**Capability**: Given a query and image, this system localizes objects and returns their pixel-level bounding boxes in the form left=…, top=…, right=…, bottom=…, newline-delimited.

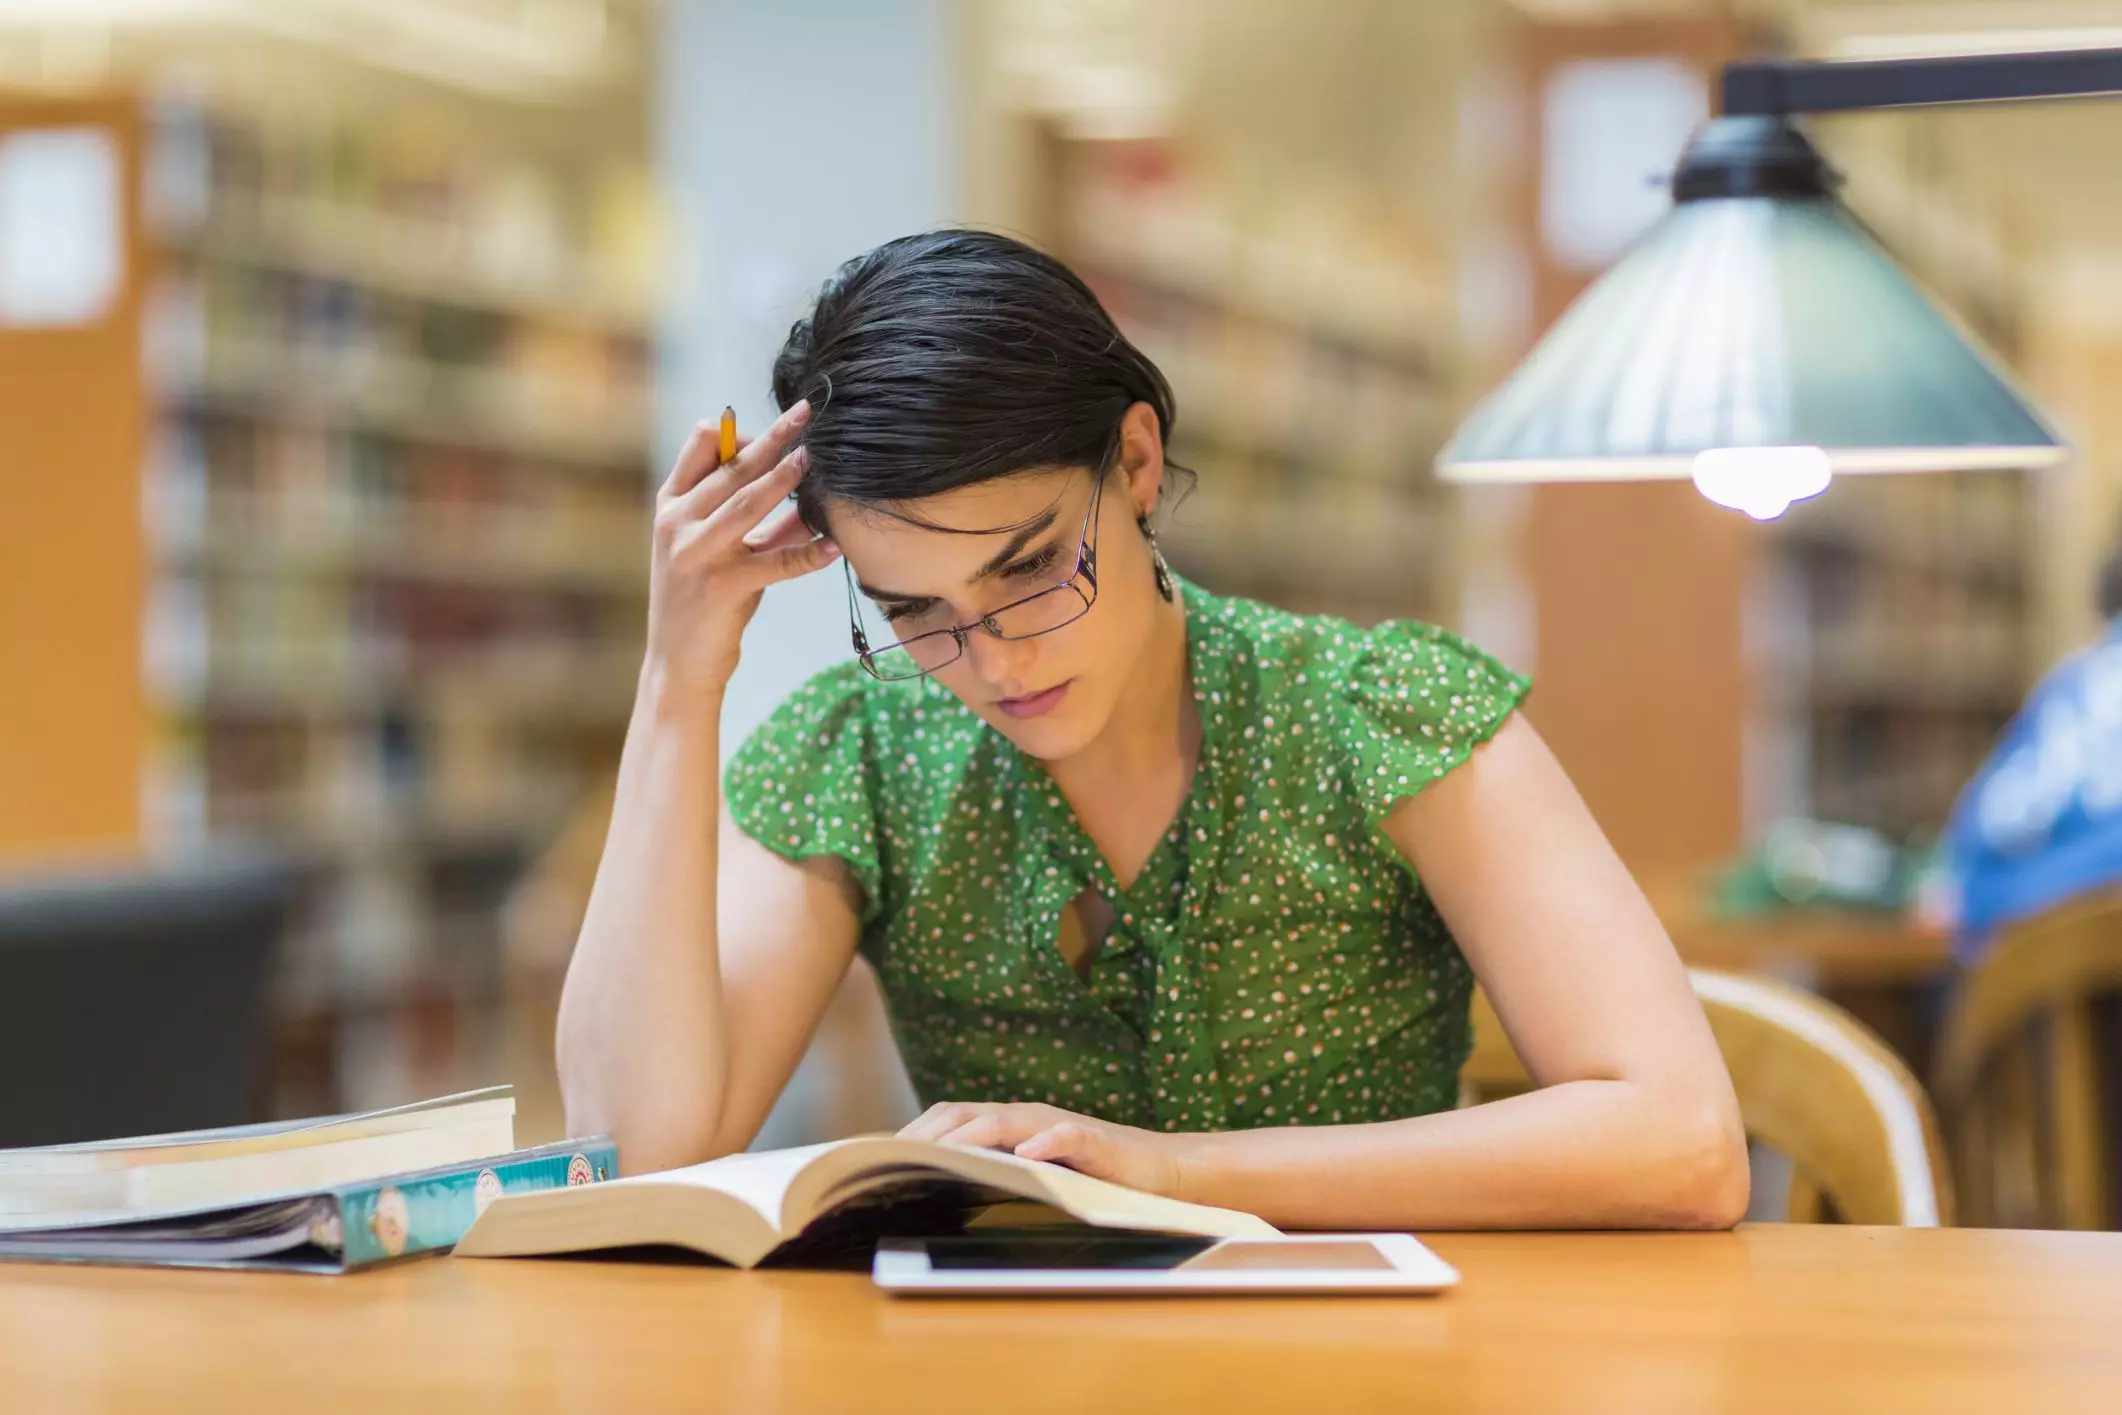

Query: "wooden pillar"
left=0, top=94, right=145, bottom=862
left=1505, top=16, right=1753, bottom=886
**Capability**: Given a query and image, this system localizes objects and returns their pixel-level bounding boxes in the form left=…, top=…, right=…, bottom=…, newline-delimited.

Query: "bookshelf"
left=1755, top=117, right=2044, bottom=847
left=1053, top=138, right=1460, bottom=628
left=0, top=93, right=148, bottom=863
left=1766, top=467, right=2036, bottom=842
left=134, top=95, right=657, bottom=1113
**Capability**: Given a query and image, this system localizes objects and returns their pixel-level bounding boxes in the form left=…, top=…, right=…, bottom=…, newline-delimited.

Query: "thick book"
left=456, top=1135, right=1279, bottom=1269
left=0, top=1087, right=518, bottom=1219
left=0, top=1138, right=618, bottom=1272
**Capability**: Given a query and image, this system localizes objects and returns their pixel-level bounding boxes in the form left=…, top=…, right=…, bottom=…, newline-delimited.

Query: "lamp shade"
left=1438, top=117, right=2068, bottom=484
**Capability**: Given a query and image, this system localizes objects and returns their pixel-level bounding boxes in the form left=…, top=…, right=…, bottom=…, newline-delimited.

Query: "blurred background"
left=4, top=0, right=2121, bottom=1229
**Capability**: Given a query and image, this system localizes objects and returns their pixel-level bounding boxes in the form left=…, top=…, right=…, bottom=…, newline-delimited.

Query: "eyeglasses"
left=846, top=471, right=1105, bottom=682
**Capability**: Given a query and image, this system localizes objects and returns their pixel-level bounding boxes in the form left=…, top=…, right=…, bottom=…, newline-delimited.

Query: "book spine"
left=332, top=1142, right=620, bottom=1269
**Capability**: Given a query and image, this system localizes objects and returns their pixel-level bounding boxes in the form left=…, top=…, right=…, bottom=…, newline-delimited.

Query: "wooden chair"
left=1463, top=969, right=1952, bottom=1226
left=1935, top=889, right=2122, bottom=1231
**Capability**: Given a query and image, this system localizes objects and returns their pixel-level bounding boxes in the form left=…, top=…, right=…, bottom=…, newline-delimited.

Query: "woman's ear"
left=1117, top=401, right=1166, bottom=519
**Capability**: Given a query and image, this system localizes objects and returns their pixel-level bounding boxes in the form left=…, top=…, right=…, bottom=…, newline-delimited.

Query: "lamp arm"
left=1723, top=46, right=2122, bottom=117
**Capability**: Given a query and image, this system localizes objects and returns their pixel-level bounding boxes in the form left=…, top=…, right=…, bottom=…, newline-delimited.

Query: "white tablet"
left=872, top=1231, right=1459, bottom=1297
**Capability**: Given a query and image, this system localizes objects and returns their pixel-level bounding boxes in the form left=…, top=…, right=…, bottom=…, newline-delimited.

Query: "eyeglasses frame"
left=844, top=460, right=1111, bottom=683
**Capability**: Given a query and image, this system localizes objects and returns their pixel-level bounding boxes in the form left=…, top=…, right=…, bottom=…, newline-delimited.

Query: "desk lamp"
left=1437, top=47, right=2122, bottom=517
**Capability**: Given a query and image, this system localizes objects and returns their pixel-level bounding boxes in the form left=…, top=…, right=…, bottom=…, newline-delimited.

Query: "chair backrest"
left=1934, top=889, right=2122, bottom=1229
left=0, top=853, right=295, bottom=1147
left=1465, top=969, right=1952, bottom=1226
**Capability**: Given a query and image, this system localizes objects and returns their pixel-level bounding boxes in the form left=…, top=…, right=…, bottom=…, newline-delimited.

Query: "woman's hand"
left=899, top=1101, right=1190, bottom=1198
left=645, top=399, right=839, bottom=700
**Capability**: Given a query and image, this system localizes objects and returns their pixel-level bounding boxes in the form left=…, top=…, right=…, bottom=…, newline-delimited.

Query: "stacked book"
left=0, top=1087, right=613, bottom=1273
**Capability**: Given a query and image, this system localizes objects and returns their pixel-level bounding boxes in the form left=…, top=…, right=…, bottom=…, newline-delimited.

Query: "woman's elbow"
left=559, top=1080, right=724, bottom=1176
left=1656, top=1093, right=1751, bottom=1230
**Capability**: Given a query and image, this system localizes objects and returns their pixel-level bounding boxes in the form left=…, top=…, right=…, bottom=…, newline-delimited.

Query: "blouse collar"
left=1007, top=577, right=1232, bottom=910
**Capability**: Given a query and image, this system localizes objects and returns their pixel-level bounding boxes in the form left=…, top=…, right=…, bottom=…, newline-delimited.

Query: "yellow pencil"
left=718, top=405, right=737, bottom=465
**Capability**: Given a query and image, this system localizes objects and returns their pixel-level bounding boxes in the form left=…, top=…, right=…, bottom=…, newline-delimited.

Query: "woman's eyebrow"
left=855, top=579, right=926, bottom=605
left=969, top=508, right=1061, bottom=580
left=856, top=507, right=1063, bottom=604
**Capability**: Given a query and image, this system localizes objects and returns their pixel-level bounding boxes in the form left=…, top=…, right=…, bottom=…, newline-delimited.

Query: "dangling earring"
left=1138, top=514, right=1175, bottom=603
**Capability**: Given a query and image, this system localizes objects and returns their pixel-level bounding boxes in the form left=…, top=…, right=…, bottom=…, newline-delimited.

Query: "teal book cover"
left=333, top=1140, right=620, bottom=1270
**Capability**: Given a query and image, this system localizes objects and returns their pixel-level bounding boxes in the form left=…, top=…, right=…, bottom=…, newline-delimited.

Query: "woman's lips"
left=996, top=680, right=1072, bottom=720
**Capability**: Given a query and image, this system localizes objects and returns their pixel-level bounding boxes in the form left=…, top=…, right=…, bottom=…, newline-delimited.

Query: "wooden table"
left=1640, top=868, right=1954, bottom=988
left=1651, top=888, right=1957, bottom=1065
left=1667, top=909, right=1953, bottom=986
left=4, top=1226, right=2118, bottom=1412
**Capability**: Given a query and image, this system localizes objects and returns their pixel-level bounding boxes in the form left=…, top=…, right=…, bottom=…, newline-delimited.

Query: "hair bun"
left=772, top=311, right=819, bottom=413
left=769, top=228, right=1185, bottom=533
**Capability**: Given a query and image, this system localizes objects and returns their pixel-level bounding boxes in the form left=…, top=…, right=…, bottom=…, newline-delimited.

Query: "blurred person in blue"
left=1942, top=536, right=2122, bottom=960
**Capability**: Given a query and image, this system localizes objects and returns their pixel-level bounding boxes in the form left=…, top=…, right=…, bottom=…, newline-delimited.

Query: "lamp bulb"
left=1691, top=446, right=1833, bottom=521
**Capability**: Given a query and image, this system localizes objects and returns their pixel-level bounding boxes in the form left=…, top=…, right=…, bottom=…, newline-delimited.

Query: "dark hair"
left=773, top=229, right=1185, bottom=533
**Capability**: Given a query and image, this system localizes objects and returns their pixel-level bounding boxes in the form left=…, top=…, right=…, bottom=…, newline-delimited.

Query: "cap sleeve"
left=1330, top=620, right=1532, bottom=831
left=723, top=661, right=884, bottom=925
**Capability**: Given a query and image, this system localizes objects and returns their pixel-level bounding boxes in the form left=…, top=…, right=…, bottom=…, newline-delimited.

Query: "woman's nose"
left=961, top=624, right=1038, bottom=685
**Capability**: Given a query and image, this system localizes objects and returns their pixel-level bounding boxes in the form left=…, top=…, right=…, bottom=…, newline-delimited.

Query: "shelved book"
left=457, top=1136, right=1277, bottom=1270
left=0, top=1086, right=617, bottom=1272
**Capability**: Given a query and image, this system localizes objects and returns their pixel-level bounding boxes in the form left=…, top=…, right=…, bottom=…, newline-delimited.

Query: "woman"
left=557, top=230, right=1748, bottom=1230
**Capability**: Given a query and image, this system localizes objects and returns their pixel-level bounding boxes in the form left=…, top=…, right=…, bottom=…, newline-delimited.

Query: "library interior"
left=5, top=1, right=2122, bottom=1409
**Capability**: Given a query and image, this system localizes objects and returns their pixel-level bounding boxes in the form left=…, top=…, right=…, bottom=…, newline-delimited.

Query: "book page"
left=610, top=1141, right=850, bottom=1233
left=0, top=1088, right=516, bottom=1175
left=784, top=1137, right=1280, bottom=1241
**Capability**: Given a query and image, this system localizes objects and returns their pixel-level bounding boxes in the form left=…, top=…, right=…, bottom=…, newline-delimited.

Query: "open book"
left=0, top=1087, right=517, bottom=1221
left=456, top=1135, right=1279, bottom=1269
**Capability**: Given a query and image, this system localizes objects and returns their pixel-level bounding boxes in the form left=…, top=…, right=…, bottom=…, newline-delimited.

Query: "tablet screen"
left=926, top=1233, right=1216, bottom=1270
left=921, top=1233, right=1395, bottom=1272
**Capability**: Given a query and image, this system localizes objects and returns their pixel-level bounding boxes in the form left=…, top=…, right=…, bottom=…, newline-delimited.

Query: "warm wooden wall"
left=1506, top=16, right=1754, bottom=887
left=0, top=93, right=145, bottom=861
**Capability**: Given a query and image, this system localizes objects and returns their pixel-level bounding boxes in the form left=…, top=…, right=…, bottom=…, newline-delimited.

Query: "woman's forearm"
left=554, top=666, right=732, bottom=1172
left=1173, top=1080, right=1750, bottom=1231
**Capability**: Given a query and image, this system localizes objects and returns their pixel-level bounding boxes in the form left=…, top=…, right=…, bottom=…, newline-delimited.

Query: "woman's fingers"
left=741, top=499, right=811, bottom=552
left=756, top=533, right=841, bottom=586
left=1013, top=1123, right=1098, bottom=1170
left=664, top=398, right=809, bottom=513
left=741, top=499, right=840, bottom=583
left=659, top=418, right=720, bottom=500
left=696, top=445, right=810, bottom=544
left=661, top=422, right=751, bottom=500
left=899, top=1102, right=979, bottom=1145
left=921, top=1104, right=1063, bottom=1153
left=937, top=1114, right=1023, bottom=1152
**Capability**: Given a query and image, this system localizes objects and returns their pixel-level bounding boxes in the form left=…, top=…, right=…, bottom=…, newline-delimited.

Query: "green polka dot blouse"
left=723, top=577, right=1532, bottom=1133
